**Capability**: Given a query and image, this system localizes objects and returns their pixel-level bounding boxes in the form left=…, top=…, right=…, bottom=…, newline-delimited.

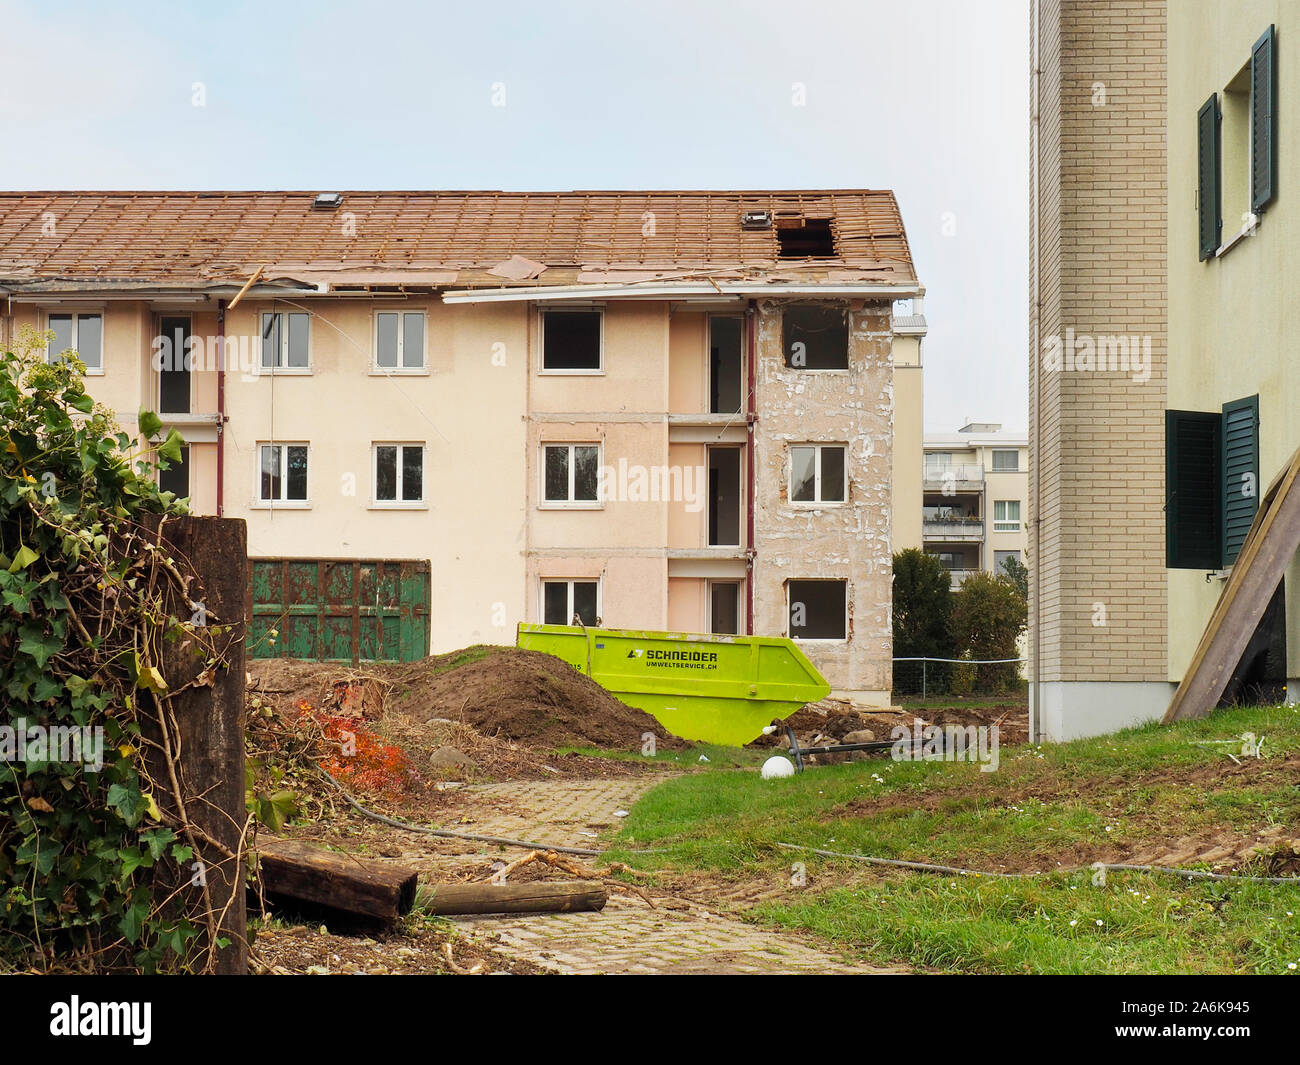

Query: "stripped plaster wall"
left=751, top=300, right=895, bottom=699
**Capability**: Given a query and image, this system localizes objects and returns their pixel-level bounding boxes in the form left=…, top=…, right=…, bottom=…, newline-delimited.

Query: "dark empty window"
left=542, top=310, right=602, bottom=371
left=375, top=444, right=424, bottom=504
left=259, top=443, right=309, bottom=503
left=710, top=581, right=741, bottom=635
left=783, top=305, right=848, bottom=369
left=788, top=579, right=847, bottom=641
left=708, top=447, right=742, bottom=546
left=709, top=317, right=743, bottom=414
left=158, top=316, right=191, bottom=413
left=543, top=444, right=600, bottom=503
left=543, top=579, right=599, bottom=626
left=776, top=218, right=836, bottom=258
left=159, top=444, right=189, bottom=499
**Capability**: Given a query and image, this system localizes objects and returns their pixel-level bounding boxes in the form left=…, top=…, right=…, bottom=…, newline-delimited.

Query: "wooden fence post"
left=142, top=515, right=248, bottom=974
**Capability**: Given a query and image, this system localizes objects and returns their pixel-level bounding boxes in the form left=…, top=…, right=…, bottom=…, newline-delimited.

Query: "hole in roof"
left=776, top=218, right=836, bottom=259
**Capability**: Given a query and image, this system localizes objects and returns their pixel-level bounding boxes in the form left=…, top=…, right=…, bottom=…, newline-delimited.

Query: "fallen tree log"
left=256, top=840, right=418, bottom=921
left=423, top=880, right=607, bottom=916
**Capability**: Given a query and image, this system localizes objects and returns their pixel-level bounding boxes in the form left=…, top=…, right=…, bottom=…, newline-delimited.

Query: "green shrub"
left=950, top=571, right=1026, bottom=692
left=0, top=327, right=226, bottom=972
left=892, top=549, right=957, bottom=694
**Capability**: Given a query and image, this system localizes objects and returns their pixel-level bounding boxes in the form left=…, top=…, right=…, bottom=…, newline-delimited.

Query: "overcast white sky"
left=1, top=0, right=1029, bottom=432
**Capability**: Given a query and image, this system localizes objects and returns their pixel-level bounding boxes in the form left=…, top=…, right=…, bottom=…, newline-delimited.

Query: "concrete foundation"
left=1032, top=681, right=1176, bottom=742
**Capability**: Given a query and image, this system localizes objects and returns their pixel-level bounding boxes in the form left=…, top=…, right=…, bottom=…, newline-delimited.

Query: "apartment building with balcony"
left=0, top=189, right=920, bottom=703
left=921, top=422, right=1028, bottom=585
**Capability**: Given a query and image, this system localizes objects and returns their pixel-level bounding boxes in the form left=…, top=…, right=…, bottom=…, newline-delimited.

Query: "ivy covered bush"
left=0, top=326, right=226, bottom=972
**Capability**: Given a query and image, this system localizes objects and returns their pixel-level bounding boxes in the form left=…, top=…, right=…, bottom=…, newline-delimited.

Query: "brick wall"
left=1030, top=0, right=1168, bottom=684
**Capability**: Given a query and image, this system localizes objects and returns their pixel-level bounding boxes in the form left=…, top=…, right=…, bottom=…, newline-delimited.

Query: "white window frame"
left=372, top=310, right=427, bottom=373
left=539, top=307, right=605, bottom=375
left=990, top=449, right=1020, bottom=472
left=46, top=310, right=105, bottom=374
left=540, top=442, right=603, bottom=509
left=993, top=499, right=1021, bottom=532
left=788, top=444, right=848, bottom=506
left=785, top=579, right=849, bottom=643
left=255, top=442, right=311, bottom=508
left=259, top=311, right=312, bottom=373
left=540, top=578, right=601, bottom=627
left=371, top=442, right=426, bottom=508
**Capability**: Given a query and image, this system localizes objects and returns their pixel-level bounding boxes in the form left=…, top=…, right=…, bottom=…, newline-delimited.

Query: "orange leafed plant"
left=296, top=699, right=420, bottom=800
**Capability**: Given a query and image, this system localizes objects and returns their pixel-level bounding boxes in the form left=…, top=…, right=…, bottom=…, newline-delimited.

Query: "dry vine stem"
left=488, top=849, right=657, bottom=908
left=443, top=941, right=484, bottom=975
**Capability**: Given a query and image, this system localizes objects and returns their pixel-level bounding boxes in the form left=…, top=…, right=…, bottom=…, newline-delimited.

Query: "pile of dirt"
left=249, top=645, right=685, bottom=754
left=383, top=647, right=685, bottom=751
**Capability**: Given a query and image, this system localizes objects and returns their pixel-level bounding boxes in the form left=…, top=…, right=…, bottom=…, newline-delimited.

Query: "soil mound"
left=383, top=646, right=685, bottom=750
left=250, top=645, right=685, bottom=752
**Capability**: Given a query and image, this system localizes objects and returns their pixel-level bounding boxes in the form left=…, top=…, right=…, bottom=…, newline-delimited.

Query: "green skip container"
left=516, top=623, right=831, bottom=746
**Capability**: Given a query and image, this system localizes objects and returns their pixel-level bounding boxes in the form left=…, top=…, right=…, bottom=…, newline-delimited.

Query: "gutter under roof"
left=0, top=279, right=923, bottom=304
left=441, top=281, right=922, bottom=304
left=0, top=282, right=333, bottom=301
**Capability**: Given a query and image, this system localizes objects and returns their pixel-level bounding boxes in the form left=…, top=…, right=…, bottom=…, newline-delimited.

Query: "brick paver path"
left=439, top=775, right=900, bottom=974
left=293, top=773, right=901, bottom=973
left=453, top=896, right=886, bottom=974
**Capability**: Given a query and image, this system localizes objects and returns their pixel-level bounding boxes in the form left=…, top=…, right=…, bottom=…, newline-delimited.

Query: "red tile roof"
left=0, top=190, right=915, bottom=289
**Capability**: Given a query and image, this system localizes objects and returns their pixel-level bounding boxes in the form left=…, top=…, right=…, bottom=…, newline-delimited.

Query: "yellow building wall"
left=668, top=311, right=707, bottom=413
left=891, top=333, right=924, bottom=552
left=666, top=577, right=707, bottom=632
left=1168, top=1, right=1300, bottom=680
left=981, top=445, right=1029, bottom=568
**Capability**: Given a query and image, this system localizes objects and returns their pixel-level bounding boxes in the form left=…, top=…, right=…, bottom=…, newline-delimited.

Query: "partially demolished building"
left=0, top=190, right=922, bottom=702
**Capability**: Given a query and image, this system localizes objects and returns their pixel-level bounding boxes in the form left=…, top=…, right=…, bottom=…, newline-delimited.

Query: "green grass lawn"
left=604, top=704, right=1300, bottom=974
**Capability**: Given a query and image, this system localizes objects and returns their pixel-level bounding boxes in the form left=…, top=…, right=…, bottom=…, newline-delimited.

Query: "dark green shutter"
left=1221, top=395, right=1260, bottom=566
left=1166, top=410, right=1221, bottom=569
left=1198, top=94, right=1222, bottom=260
left=1251, top=25, right=1278, bottom=214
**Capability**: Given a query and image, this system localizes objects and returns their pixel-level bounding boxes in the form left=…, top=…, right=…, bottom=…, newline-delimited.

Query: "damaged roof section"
left=0, top=189, right=915, bottom=292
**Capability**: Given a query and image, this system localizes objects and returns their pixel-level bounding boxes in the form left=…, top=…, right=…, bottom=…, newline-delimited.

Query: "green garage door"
left=247, top=558, right=430, bottom=663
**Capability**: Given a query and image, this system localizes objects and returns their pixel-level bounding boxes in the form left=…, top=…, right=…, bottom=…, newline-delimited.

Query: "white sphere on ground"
left=761, top=755, right=796, bottom=779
